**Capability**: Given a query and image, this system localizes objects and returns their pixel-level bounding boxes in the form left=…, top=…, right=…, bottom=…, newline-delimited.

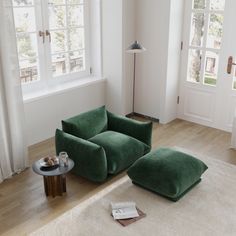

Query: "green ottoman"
left=127, top=148, right=208, bottom=201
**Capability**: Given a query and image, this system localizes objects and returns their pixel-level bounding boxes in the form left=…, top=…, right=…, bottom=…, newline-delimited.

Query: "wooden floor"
left=1, top=119, right=236, bottom=235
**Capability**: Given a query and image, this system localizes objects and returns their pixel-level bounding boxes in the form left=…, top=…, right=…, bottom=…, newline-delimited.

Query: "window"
left=12, top=0, right=90, bottom=88
left=187, top=0, right=225, bottom=86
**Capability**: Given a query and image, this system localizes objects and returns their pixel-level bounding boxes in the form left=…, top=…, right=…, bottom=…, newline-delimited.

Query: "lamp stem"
left=132, top=53, right=136, bottom=114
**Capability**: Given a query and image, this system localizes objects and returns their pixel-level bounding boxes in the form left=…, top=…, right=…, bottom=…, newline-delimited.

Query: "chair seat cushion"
left=127, top=148, right=208, bottom=201
left=89, top=131, right=149, bottom=174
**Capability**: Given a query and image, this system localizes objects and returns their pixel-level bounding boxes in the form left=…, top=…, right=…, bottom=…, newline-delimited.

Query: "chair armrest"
left=55, top=129, right=107, bottom=182
left=107, top=112, right=153, bottom=147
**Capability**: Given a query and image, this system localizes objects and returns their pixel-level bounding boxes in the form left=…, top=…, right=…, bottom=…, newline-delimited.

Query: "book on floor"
left=116, top=208, right=146, bottom=227
left=110, top=202, right=146, bottom=227
left=111, top=202, right=139, bottom=220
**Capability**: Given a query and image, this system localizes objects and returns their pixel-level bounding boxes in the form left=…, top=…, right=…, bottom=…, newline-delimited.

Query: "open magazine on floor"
left=111, top=202, right=139, bottom=220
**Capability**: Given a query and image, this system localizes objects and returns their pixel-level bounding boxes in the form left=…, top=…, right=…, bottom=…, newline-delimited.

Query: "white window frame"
left=12, top=0, right=91, bottom=95
left=183, top=0, right=225, bottom=87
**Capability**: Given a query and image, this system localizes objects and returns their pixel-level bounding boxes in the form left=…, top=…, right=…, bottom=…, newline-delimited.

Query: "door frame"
left=177, top=0, right=232, bottom=131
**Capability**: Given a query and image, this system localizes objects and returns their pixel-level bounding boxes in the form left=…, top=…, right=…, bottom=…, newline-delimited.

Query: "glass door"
left=178, top=0, right=236, bottom=131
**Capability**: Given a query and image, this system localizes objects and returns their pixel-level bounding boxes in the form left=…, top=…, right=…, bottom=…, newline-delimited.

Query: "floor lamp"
left=126, top=41, right=146, bottom=115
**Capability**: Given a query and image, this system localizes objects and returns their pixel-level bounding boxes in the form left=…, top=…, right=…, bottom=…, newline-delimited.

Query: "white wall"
left=160, top=0, right=184, bottom=123
left=123, top=0, right=135, bottom=115
left=135, top=0, right=184, bottom=122
left=135, top=0, right=171, bottom=119
left=89, top=0, right=102, bottom=77
left=24, top=80, right=106, bottom=146
left=102, top=0, right=135, bottom=115
left=102, top=0, right=124, bottom=115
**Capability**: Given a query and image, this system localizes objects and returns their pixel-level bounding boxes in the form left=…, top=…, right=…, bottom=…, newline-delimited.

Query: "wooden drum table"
left=32, top=159, right=74, bottom=198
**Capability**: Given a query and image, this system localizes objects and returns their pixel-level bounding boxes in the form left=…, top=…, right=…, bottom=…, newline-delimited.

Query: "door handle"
left=227, top=56, right=236, bottom=74
left=39, top=30, right=45, bottom=43
left=46, top=30, right=51, bottom=43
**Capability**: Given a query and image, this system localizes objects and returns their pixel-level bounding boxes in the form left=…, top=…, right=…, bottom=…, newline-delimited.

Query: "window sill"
left=23, top=76, right=106, bottom=104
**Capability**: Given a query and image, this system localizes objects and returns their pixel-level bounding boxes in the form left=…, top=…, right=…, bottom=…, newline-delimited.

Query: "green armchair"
left=55, top=106, right=152, bottom=182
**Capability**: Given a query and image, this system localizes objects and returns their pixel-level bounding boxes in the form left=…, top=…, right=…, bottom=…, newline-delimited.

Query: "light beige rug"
left=30, top=152, right=236, bottom=236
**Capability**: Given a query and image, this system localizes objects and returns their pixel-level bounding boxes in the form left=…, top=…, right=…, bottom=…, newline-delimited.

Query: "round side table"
left=32, top=159, right=74, bottom=198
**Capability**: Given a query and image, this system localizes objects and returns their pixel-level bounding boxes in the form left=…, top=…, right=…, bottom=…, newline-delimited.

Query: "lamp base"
left=126, top=112, right=159, bottom=123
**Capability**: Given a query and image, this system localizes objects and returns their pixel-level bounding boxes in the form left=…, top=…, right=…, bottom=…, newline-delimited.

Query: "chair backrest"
left=62, top=106, right=108, bottom=140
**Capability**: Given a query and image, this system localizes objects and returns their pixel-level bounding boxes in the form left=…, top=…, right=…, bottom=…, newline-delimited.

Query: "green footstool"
left=127, top=148, right=208, bottom=201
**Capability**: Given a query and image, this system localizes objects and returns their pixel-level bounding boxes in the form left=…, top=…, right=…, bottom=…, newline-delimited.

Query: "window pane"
left=207, top=14, right=223, bottom=49
left=48, top=0, right=65, bottom=4
left=190, top=13, right=205, bottom=47
left=193, top=0, right=206, bottom=9
left=210, top=0, right=225, bottom=10
left=233, top=80, right=236, bottom=90
left=68, top=28, right=84, bottom=50
left=47, top=1, right=87, bottom=78
left=16, top=33, right=38, bottom=60
left=13, top=7, right=36, bottom=33
left=204, top=51, right=219, bottom=86
left=68, top=5, right=84, bottom=27
left=12, top=0, right=34, bottom=6
left=51, top=31, right=67, bottom=53
left=69, top=50, right=84, bottom=72
left=49, top=6, right=66, bottom=29
left=19, top=59, right=39, bottom=83
left=187, top=49, right=202, bottom=83
left=52, top=53, right=69, bottom=76
left=12, top=3, right=40, bottom=84
left=233, top=68, right=236, bottom=90
left=68, top=0, right=83, bottom=4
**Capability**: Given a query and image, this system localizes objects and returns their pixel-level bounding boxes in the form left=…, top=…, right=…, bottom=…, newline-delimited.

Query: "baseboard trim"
left=126, top=112, right=159, bottom=123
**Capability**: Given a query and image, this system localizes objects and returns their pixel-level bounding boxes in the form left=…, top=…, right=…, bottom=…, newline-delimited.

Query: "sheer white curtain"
left=0, top=0, right=28, bottom=183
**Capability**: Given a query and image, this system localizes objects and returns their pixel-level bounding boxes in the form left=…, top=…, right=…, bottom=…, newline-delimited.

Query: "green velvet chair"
left=55, top=106, right=152, bottom=182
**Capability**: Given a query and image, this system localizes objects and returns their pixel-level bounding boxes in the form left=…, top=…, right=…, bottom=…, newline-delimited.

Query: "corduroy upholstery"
left=127, top=148, right=208, bottom=201
left=55, top=106, right=152, bottom=182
